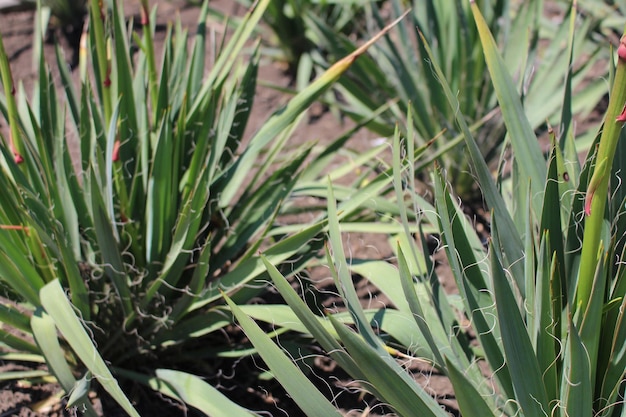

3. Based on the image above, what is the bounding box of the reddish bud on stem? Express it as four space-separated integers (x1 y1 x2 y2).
104 64 111 87
617 105 626 122
618 35 626 61
112 140 121 162
8 133 23 164
140 6 149 26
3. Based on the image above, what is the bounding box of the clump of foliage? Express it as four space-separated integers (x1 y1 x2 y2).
2 0 86 47
221 0 368 76
297 0 607 200
0 0 405 414
208 0 608 202
226 3 626 417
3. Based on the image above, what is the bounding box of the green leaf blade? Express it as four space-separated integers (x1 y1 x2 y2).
490 247 550 416
224 293 343 417
40 280 140 417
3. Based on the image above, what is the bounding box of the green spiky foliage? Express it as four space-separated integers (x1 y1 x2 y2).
0 0 406 413
225 5 626 417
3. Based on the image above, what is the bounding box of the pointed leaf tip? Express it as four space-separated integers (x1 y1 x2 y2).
584 157 608 216
347 8 411 59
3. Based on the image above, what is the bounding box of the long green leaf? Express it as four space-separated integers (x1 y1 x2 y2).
329 315 449 417
89 169 132 317
40 280 140 417
416 28 526 293
155 369 257 417
218 11 409 207
261 255 391 402
433 168 515 402
561 318 592 417
445 357 497 417
540 144 565 288
0 328 40 354
326 179 380 348
490 246 550 416
31 309 97 416
0 370 50 381
0 238 42 306
596 293 626 415
470 1 546 214
396 244 468 372
191 220 327 309
532 235 559 403
224 293 343 417
0 302 31 332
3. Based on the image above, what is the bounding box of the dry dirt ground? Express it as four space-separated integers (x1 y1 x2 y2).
0 1 458 416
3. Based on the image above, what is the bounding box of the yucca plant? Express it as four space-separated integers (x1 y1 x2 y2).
224 3 626 417
574 0 626 37
208 0 370 79
299 0 607 201
0 0 407 414
2 0 86 71
0 0 86 34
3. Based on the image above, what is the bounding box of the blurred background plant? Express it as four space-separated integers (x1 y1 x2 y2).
1 0 86 65
0 0 407 414
207 0 371 76
0 0 84 17
319 0 609 200
573 0 626 41
226 2 626 416
237 0 608 202
39 0 86 30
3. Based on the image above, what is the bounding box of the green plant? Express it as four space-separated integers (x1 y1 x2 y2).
224 4 626 417
573 0 626 38
301 0 606 200
43 0 86 27
209 0 372 80
1 0 86 42
0 0 406 414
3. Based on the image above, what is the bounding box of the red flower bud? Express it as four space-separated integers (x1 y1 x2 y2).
104 64 111 87
619 35 626 61
140 6 149 26
8 134 23 164
617 105 626 122
112 140 121 162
